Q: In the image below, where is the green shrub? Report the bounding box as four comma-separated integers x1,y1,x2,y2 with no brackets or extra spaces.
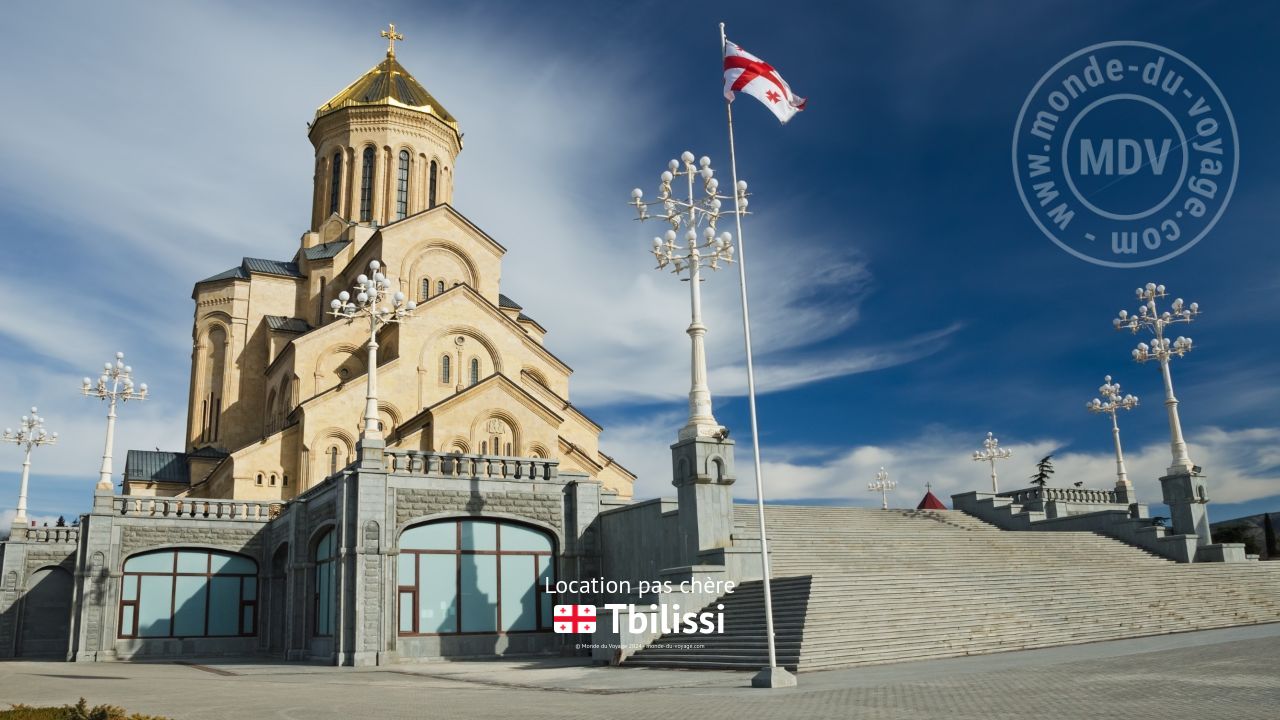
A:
0,699,170,720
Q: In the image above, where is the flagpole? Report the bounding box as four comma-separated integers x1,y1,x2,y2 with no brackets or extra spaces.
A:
720,21,795,689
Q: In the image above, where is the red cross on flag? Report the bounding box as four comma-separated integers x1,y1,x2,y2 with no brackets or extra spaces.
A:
723,39,807,124
553,604,597,634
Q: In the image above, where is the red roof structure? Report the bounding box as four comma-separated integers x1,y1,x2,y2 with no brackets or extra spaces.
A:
917,490,947,510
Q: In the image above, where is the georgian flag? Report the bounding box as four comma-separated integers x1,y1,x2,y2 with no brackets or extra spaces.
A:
723,40,807,124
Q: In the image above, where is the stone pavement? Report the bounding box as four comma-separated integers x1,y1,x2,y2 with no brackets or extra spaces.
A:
2,624,1278,719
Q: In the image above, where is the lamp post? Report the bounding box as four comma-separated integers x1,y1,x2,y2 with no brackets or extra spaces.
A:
330,259,415,443
1087,375,1139,503
631,151,739,440
82,352,147,491
868,467,896,510
3,407,57,523
1114,283,1199,476
972,432,1012,493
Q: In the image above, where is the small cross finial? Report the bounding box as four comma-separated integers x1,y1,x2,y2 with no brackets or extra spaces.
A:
926,482,933,492
381,23,404,57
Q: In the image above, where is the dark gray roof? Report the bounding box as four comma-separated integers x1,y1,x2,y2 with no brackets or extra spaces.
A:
303,240,351,261
265,316,311,334
198,266,248,284
124,450,188,485
188,446,229,459
517,312,538,324
242,257,303,277
498,294,523,310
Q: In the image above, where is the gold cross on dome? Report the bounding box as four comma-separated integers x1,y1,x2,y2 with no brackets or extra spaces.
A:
381,23,404,57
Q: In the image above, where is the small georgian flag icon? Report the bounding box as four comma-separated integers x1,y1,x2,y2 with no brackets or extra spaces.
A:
553,604,596,634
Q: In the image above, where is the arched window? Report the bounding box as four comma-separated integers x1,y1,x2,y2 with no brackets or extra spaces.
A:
329,151,342,215
420,278,431,302
428,160,439,208
203,326,227,442
283,474,289,487
480,441,487,454
436,279,445,296
396,150,410,220
505,442,513,456
256,473,264,486
359,146,375,223
314,530,336,636
328,446,340,476
397,519,554,635
118,549,256,638
470,358,480,386
440,355,451,385
269,474,277,487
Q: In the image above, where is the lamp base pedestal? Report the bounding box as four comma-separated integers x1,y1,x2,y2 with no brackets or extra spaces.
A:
752,666,797,689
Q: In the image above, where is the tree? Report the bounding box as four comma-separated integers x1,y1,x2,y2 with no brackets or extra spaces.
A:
1265,513,1277,560
56,515,66,527
1030,455,1056,487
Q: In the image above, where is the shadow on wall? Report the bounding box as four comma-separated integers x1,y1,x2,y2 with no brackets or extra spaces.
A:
14,566,74,658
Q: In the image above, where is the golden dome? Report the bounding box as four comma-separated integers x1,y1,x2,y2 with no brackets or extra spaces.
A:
316,54,458,130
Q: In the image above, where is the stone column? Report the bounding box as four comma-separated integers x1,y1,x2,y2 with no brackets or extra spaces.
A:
1160,471,1213,547
670,436,736,565
339,438,389,666
71,488,118,661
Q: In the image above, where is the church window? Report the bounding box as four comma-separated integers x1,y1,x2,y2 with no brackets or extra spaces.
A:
203,326,227,442
328,446,340,476
283,474,289,488
436,280,445,295
359,146,375,223
428,160,439,208
255,473,263,486
440,355,451,384
396,150,410,220
480,441,487,454
118,549,256,638
329,151,342,215
470,359,480,386
314,530,336,636
269,474,277,487
420,277,431,301
505,442,513,456
397,519,554,635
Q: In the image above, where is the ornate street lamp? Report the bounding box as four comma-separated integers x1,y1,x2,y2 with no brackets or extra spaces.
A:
868,467,896,510
3,407,57,522
330,260,415,443
631,151,740,440
82,352,147,491
1087,375,1139,503
972,432,1012,493
1114,283,1199,475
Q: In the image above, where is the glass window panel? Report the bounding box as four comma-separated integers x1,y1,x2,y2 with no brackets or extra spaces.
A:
122,575,138,601
460,555,497,633
460,521,496,551
121,605,135,636
501,524,552,553
500,556,537,632
242,605,255,635
397,554,415,585
400,523,456,551
211,553,256,575
137,576,173,637
124,551,174,573
419,554,457,633
538,555,554,628
177,551,208,574
399,592,414,633
208,576,241,636
242,577,257,601
316,563,332,636
173,576,208,636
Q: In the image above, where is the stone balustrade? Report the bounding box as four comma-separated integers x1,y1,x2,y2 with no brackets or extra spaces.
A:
16,526,80,544
999,486,1119,505
385,450,558,481
112,496,280,522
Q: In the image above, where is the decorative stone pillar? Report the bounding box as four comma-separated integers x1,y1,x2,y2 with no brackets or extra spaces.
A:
671,435,736,564
1160,471,1212,546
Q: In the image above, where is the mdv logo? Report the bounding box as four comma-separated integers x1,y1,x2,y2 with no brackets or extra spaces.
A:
1079,139,1173,176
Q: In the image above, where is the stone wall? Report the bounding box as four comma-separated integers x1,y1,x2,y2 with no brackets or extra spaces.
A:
119,525,262,558
394,487,564,533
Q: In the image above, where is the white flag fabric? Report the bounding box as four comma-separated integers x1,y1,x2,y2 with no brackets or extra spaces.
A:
722,39,807,124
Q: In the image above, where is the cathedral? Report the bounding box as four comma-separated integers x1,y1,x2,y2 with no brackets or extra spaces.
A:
123,32,634,501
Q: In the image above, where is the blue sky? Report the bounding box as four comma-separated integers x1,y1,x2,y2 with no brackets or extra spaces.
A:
1,0,1278,526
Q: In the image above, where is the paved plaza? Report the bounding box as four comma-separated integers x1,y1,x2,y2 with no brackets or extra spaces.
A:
2,624,1277,719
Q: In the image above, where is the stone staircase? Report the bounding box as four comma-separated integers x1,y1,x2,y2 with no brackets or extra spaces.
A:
623,505,1280,671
